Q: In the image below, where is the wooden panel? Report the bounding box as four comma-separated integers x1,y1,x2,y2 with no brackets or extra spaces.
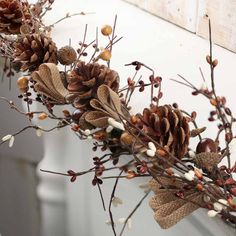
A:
197,0,236,53
124,0,198,32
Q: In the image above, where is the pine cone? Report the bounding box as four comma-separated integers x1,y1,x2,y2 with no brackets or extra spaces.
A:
0,0,29,34
136,104,190,159
67,61,119,111
13,33,58,72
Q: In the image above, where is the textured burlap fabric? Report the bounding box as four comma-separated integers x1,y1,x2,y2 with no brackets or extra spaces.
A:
149,178,204,229
32,63,69,104
80,84,129,129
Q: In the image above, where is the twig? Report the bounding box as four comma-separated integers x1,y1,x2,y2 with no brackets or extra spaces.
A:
119,190,150,236
49,12,95,28
108,170,123,236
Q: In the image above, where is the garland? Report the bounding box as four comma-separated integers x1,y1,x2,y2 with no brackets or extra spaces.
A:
0,1,236,234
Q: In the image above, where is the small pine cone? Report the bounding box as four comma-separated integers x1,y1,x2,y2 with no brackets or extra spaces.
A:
57,46,77,65
136,104,190,159
0,0,30,34
67,61,119,111
13,33,58,72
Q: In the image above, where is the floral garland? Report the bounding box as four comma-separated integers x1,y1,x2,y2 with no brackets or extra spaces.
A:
0,0,236,235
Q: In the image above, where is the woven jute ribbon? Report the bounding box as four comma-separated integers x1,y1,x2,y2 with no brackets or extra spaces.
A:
32,63,70,104
149,177,204,229
79,84,129,129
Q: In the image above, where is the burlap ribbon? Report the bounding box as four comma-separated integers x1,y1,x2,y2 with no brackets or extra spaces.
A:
149,177,204,229
32,63,70,104
80,85,129,129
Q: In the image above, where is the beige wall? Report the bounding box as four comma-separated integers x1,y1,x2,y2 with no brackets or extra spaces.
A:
124,0,236,53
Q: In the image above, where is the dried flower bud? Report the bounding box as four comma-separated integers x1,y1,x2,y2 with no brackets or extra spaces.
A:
120,132,134,146
126,170,136,179
156,149,167,157
146,149,155,157
190,127,206,137
100,49,111,61
194,168,203,180
210,99,217,106
101,25,112,36
36,128,43,137
184,170,195,181
38,112,48,120
225,132,232,143
191,111,197,119
206,55,211,64
130,115,138,124
62,110,71,117
212,59,218,67
165,168,174,176
148,142,156,152
93,130,107,141
17,76,29,89
225,107,232,116
207,210,218,217
196,183,204,191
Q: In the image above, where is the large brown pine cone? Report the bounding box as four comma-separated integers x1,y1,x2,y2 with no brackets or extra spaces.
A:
67,61,119,111
0,0,30,34
136,105,190,159
13,33,58,72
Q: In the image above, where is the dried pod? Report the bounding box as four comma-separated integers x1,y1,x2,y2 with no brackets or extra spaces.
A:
57,46,77,65
212,59,218,67
196,138,218,154
120,132,134,146
38,112,48,120
190,127,206,137
206,55,211,64
101,25,112,36
210,99,217,106
100,49,111,61
17,76,29,89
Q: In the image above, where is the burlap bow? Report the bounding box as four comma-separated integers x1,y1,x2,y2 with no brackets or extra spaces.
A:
149,177,204,229
32,63,70,104
79,84,129,129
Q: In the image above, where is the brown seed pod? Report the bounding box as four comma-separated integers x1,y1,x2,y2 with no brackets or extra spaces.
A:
57,46,77,65
17,76,29,89
212,59,218,67
100,49,111,61
101,25,112,36
120,132,134,146
206,55,211,64
196,138,218,154
38,112,48,120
